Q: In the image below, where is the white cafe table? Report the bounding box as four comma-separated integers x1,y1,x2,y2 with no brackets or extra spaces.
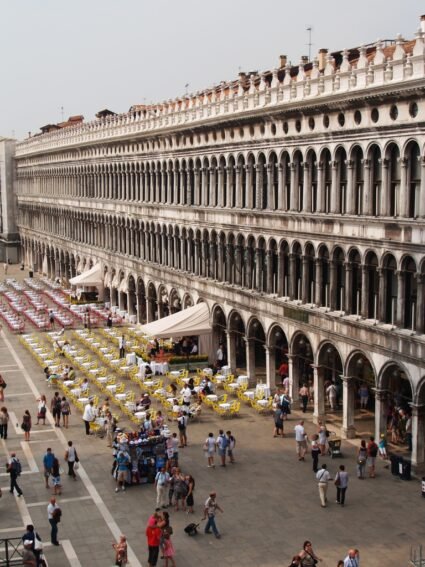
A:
75,356,85,362
120,366,131,372
63,380,75,387
86,337,94,343
255,384,271,398
151,361,169,375
244,390,255,399
50,365,59,372
219,403,231,410
100,347,109,353
126,353,136,365
92,342,101,347
221,365,231,376
237,375,249,386
143,380,154,387
214,375,227,384
111,359,121,365
89,369,100,375
104,354,113,360
82,362,93,368
203,368,213,376
116,393,127,401
97,377,108,384
78,397,90,405
257,398,270,407
134,411,146,420
227,382,240,391
71,387,81,397
169,370,181,377
206,394,218,402
44,359,53,365
106,385,117,393
155,388,167,396
125,402,136,412
39,353,49,359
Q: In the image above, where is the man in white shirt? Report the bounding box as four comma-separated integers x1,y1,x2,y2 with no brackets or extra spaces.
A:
216,344,224,368
47,497,60,545
82,401,96,435
181,386,192,407
155,466,170,508
190,343,198,355
344,548,360,567
316,463,332,508
294,420,307,461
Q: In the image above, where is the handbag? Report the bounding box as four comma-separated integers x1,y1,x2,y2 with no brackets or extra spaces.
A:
334,473,341,487
34,536,43,551
74,461,80,470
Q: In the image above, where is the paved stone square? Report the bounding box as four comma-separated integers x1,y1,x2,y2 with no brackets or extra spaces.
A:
0,309,423,566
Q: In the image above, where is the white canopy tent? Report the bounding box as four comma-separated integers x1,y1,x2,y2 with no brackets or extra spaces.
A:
139,302,211,339
69,263,103,286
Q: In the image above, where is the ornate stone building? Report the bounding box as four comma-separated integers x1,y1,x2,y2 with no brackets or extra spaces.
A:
13,15,425,464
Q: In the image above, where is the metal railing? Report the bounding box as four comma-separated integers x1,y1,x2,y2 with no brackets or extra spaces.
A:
0,538,24,566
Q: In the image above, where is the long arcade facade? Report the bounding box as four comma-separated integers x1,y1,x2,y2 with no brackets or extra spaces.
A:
14,17,425,464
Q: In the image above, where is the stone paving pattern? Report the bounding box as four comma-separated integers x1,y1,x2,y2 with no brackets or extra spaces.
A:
0,278,423,566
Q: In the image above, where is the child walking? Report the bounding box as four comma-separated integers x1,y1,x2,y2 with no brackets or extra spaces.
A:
378,433,388,459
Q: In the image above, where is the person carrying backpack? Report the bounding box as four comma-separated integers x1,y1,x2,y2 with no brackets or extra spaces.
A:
367,436,379,478
7,452,23,496
216,430,228,467
50,392,62,428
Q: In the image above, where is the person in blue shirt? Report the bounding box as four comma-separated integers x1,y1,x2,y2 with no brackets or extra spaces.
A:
43,448,55,489
115,451,130,493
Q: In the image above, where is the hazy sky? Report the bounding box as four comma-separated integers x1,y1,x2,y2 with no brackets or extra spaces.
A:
0,0,420,140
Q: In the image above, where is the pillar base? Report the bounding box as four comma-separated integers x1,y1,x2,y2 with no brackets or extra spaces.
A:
313,413,326,425
341,426,356,439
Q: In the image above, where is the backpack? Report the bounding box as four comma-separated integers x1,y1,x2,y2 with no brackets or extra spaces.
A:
54,397,62,412
369,442,378,457
10,459,21,476
219,435,228,449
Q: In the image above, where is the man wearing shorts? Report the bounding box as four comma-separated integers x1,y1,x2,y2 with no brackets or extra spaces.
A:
115,451,130,493
294,420,307,461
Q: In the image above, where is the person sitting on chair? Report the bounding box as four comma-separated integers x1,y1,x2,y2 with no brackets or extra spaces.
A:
144,364,153,378
139,393,151,411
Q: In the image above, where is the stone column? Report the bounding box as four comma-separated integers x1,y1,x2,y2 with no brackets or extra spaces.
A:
360,265,369,318
289,253,296,299
255,248,263,291
378,268,386,322
341,376,356,439
303,162,312,212
246,164,253,209
235,166,242,208
345,160,354,214
374,389,388,441
410,403,425,466
264,345,275,391
396,270,405,327
266,250,274,293
419,157,425,218
209,242,217,279
362,159,372,215
330,161,338,214
313,365,326,424
290,162,298,211
235,245,243,286
415,273,424,334
226,331,236,374
316,162,324,213
194,240,200,276
194,168,200,206
301,255,309,303
277,163,285,210
288,355,296,400
315,258,323,306
380,158,389,216
345,262,353,314
277,249,285,297
329,260,337,310
202,241,209,277
399,158,409,218
245,338,256,385
267,164,274,210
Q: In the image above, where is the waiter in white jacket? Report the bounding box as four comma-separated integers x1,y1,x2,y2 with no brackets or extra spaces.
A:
82,400,96,435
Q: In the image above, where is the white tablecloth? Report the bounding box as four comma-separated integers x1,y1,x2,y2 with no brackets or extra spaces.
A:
100,347,109,353
151,361,169,375
237,375,249,386
116,393,126,400
206,394,218,402
219,403,231,409
126,353,136,365
169,370,181,377
106,385,116,392
203,368,213,376
244,390,255,399
228,382,240,391
97,377,108,383
257,398,270,407
78,397,90,405
126,402,136,412
255,384,270,398
134,411,146,420
221,365,231,376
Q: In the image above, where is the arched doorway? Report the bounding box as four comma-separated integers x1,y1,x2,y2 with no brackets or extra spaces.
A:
268,325,289,388
377,363,413,445
246,318,266,383
127,276,136,318
344,352,376,438
137,277,147,324
290,333,314,404
147,282,158,322
212,306,227,366
317,342,343,422
228,311,246,373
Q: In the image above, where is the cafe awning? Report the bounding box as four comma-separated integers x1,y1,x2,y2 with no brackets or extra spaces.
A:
69,263,103,287
139,302,211,338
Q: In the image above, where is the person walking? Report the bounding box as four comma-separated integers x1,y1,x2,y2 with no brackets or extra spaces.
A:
299,541,322,565
326,382,337,410
47,497,61,545
311,434,321,473
51,457,62,496
43,448,55,489
22,524,43,567
115,450,130,492
65,441,78,480
50,392,62,428
112,534,128,566
119,334,126,359
367,436,378,478
82,400,96,435
203,491,223,538
177,410,188,447
273,404,284,438
155,466,170,509
22,410,32,441
299,383,309,413
185,474,195,513
36,395,47,425
216,429,228,467
0,406,9,439
61,397,71,429
317,421,328,455
226,430,236,463
343,549,360,567
294,420,308,461
0,374,6,402
316,463,332,508
204,432,216,468
335,464,349,507
7,452,23,496
357,440,367,479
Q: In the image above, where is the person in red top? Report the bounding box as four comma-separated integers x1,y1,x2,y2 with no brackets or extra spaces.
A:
367,436,378,478
146,518,162,567
278,360,289,381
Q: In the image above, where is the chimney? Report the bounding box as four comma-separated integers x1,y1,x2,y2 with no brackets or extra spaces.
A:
301,55,309,65
318,48,328,71
279,54,287,68
421,15,425,34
